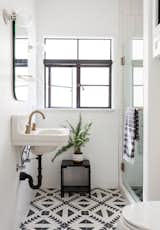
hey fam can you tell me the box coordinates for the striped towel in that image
[123,108,139,163]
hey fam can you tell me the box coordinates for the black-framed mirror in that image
[12,20,30,101]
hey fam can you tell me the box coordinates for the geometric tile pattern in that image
[19,188,127,230]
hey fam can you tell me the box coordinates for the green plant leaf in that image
[51,115,92,163]
[75,113,82,136]
[66,120,75,133]
[51,142,73,162]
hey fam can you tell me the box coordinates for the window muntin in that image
[44,39,112,108]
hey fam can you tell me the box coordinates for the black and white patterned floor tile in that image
[19,188,127,230]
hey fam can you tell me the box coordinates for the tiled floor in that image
[19,188,127,230]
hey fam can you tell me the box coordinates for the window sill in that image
[42,108,115,112]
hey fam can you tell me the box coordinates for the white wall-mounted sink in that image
[11,115,69,155]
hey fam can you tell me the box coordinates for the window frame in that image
[44,38,112,109]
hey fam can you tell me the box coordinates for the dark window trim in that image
[44,59,112,67]
[44,66,47,107]
[44,64,112,109]
[48,67,51,108]
[15,59,28,67]
[77,64,80,108]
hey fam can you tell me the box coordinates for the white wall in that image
[0,0,36,229]
[37,109,119,189]
[36,0,122,189]
[143,0,160,200]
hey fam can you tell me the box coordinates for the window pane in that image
[79,40,111,60]
[81,67,109,85]
[16,38,28,59]
[45,39,77,59]
[51,67,75,87]
[133,86,144,107]
[133,67,144,85]
[132,39,143,60]
[15,67,29,77]
[15,86,28,101]
[16,78,29,87]
[51,87,72,107]
[15,67,29,101]
[80,86,109,107]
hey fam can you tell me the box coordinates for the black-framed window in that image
[44,38,112,108]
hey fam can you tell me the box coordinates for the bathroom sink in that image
[35,128,66,135]
[11,115,69,155]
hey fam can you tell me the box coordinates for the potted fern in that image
[52,115,92,163]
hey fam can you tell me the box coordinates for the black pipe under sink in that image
[20,155,42,189]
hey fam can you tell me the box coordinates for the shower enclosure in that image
[121,0,144,201]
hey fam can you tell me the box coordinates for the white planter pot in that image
[72,153,83,163]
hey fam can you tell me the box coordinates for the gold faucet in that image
[25,110,46,134]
